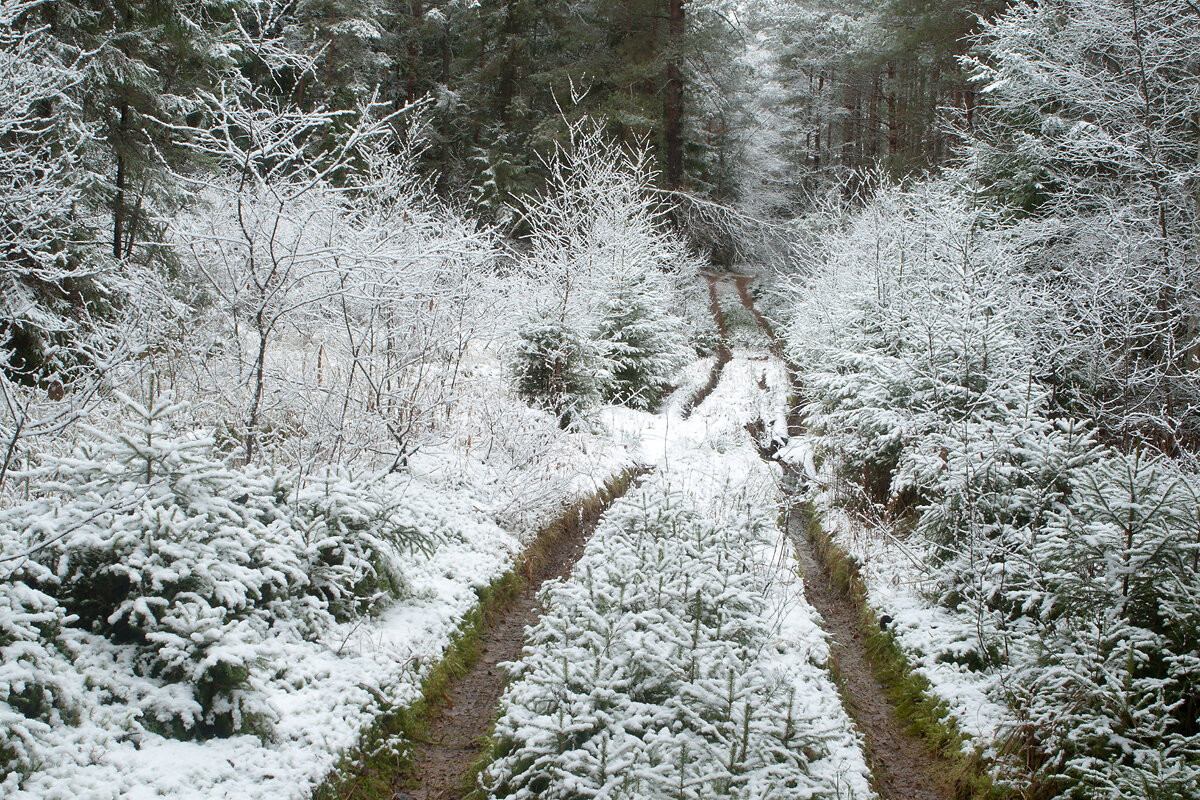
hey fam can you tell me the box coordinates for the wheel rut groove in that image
[724,269,954,800]
[782,481,955,800]
[680,273,733,419]
[405,472,644,800]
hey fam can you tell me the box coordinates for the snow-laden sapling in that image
[594,268,688,411]
[0,390,437,742]
[0,562,81,778]
[510,308,604,429]
[483,480,846,800]
[293,466,435,619]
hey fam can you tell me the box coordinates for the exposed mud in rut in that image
[782,481,956,800]
[405,477,642,800]
[680,274,733,419]
[723,268,954,800]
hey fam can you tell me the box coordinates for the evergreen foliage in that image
[510,310,604,429]
[0,391,437,758]
[595,269,688,410]
[788,180,1200,798]
[483,478,851,800]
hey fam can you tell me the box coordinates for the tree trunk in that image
[408,0,423,104]
[842,79,857,166]
[887,61,899,157]
[497,0,519,123]
[439,25,452,193]
[869,71,881,159]
[112,103,130,260]
[665,0,685,189]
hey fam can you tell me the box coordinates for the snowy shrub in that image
[483,479,849,800]
[293,467,436,619]
[789,178,1200,796]
[999,451,1200,799]
[0,564,81,778]
[594,268,688,410]
[7,392,306,738]
[964,0,1200,448]
[509,309,605,429]
[509,119,699,416]
[0,391,438,744]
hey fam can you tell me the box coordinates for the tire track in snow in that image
[679,274,733,419]
[782,482,955,800]
[403,472,645,800]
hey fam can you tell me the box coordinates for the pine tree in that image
[510,308,605,429]
[595,269,687,410]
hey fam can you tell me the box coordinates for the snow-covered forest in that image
[2,0,1198,798]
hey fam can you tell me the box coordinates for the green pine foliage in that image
[510,310,604,429]
[595,270,688,410]
[483,478,848,800]
[788,180,1200,798]
[0,391,437,749]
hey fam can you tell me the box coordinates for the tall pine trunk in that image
[112,103,130,260]
[665,0,685,189]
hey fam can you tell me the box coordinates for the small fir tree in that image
[510,309,604,429]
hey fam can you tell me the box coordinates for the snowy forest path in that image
[679,273,735,418]
[404,476,641,800]
[723,271,955,800]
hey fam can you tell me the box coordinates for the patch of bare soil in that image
[404,484,638,800]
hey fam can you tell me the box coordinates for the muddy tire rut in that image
[782,481,955,800]
[404,478,641,800]
[723,269,954,800]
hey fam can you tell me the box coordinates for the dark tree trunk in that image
[869,71,882,158]
[665,0,685,189]
[497,0,519,123]
[407,0,423,104]
[112,103,130,260]
[887,61,899,157]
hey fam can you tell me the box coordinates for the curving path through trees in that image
[401,273,953,800]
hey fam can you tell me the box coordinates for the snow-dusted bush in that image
[0,565,80,778]
[505,120,696,420]
[594,267,688,410]
[0,391,437,751]
[964,0,1200,448]
[1000,451,1200,799]
[293,466,436,619]
[516,121,699,299]
[164,84,503,469]
[483,477,852,800]
[509,309,605,429]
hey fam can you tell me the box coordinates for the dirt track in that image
[406,480,640,800]
[410,273,953,800]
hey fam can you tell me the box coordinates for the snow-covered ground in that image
[6,474,585,800]
[5,348,873,800]
[12,496,519,800]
